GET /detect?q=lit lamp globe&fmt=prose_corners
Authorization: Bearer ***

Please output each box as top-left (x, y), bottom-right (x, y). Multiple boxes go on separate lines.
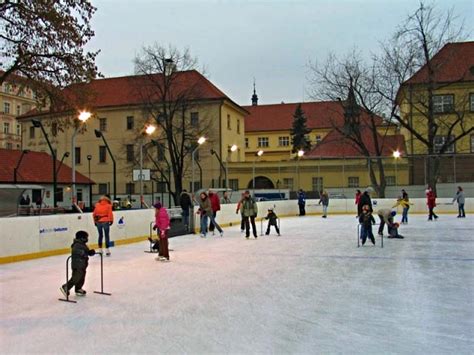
top-left (78, 111), bottom-right (91, 122)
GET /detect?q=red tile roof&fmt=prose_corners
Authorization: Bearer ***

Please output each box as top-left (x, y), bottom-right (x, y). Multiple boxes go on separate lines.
top-left (306, 129), bottom-right (406, 158)
top-left (0, 149), bottom-right (93, 184)
top-left (403, 42), bottom-right (474, 85)
top-left (19, 70), bottom-right (236, 118)
top-left (243, 101), bottom-right (386, 132)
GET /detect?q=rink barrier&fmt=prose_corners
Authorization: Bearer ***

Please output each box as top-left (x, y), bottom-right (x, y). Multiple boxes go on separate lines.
top-left (1, 198), bottom-right (472, 264)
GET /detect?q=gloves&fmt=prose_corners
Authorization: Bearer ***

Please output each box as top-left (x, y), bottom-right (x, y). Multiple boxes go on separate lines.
top-left (152, 225), bottom-right (157, 231)
top-left (88, 249), bottom-right (96, 256)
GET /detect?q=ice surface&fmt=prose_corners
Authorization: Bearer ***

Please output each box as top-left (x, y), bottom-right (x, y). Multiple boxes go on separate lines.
top-left (1, 214), bottom-right (473, 354)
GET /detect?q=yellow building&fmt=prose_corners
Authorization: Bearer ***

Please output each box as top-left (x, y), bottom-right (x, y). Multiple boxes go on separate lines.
top-left (19, 70), bottom-right (247, 207)
top-left (397, 41), bottom-right (474, 184)
top-left (0, 71), bottom-right (38, 150)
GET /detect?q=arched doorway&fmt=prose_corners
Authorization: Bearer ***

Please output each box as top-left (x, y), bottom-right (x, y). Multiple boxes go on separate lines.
top-left (247, 176), bottom-right (275, 189)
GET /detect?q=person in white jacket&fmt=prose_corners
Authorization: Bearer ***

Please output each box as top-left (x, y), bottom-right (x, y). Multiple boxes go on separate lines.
top-left (453, 186), bottom-right (466, 218)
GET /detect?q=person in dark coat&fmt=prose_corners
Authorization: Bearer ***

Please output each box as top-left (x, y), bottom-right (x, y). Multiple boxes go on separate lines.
top-left (357, 187), bottom-right (373, 217)
top-left (318, 190), bottom-right (329, 218)
top-left (359, 204), bottom-right (376, 245)
top-left (265, 208), bottom-right (280, 236)
top-left (297, 189), bottom-right (306, 216)
top-left (179, 190), bottom-right (192, 230)
top-left (60, 231), bottom-right (96, 297)
top-left (426, 186), bottom-right (438, 221)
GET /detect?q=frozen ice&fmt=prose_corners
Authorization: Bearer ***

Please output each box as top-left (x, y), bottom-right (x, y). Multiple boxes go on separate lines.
top-left (1, 214), bottom-right (473, 354)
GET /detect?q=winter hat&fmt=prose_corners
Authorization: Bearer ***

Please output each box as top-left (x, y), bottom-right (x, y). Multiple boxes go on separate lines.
top-left (365, 187), bottom-right (374, 193)
top-left (268, 208), bottom-right (274, 212)
top-left (76, 230), bottom-right (89, 242)
top-left (153, 202), bottom-right (162, 209)
top-left (390, 211), bottom-right (396, 217)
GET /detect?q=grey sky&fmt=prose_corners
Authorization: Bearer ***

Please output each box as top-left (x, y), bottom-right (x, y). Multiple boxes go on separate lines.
top-left (88, 0), bottom-right (473, 106)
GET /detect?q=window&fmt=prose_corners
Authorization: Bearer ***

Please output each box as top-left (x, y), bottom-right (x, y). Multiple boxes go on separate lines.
top-left (237, 119), bottom-right (240, 134)
top-left (99, 118), bottom-right (107, 132)
top-left (126, 116), bottom-right (134, 130)
top-left (157, 181), bottom-right (167, 193)
top-left (29, 126), bottom-right (35, 139)
top-left (51, 122), bottom-right (58, 136)
top-left (315, 135), bottom-right (322, 144)
top-left (4, 102), bottom-right (10, 114)
top-left (312, 177), bottom-right (323, 192)
top-left (227, 114), bottom-right (231, 130)
top-left (434, 135), bottom-right (455, 153)
top-left (348, 176), bottom-right (359, 188)
top-left (16, 124), bottom-right (21, 136)
top-left (245, 138), bottom-right (249, 148)
top-left (258, 137), bottom-right (269, 147)
top-left (126, 183), bottom-right (135, 195)
top-left (3, 122), bottom-right (10, 134)
top-left (6, 142), bottom-right (12, 149)
top-left (432, 94), bottom-right (454, 113)
top-left (190, 112), bottom-right (199, 127)
top-left (77, 189), bottom-right (83, 202)
top-left (471, 135), bottom-right (474, 153)
top-left (16, 105), bottom-right (21, 115)
top-left (75, 147), bottom-right (81, 164)
top-left (126, 144), bottom-right (134, 162)
top-left (98, 183), bottom-right (108, 195)
top-left (99, 146), bottom-right (107, 163)
top-left (386, 176), bottom-right (396, 186)
top-left (470, 93), bottom-right (474, 112)
top-left (278, 136), bottom-right (289, 147)
top-left (55, 188), bottom-right (64, 202)
top-left (229, 179), bottom-right (239, 191)
top-left (283, 178), bottom-right (294, 191)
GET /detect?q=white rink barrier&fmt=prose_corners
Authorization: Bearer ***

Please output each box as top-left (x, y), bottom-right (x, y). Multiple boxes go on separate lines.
top-left (1, 198), bottom-right (472, 263)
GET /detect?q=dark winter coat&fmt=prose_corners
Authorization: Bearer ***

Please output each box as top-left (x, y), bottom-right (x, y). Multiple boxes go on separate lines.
top-left (297, 191), bottom-right (306, 205)
top-left (71, 239), bottom-right (95, 270)
top-left (265, 211), bottom-right (278, 225)
top-left (318, 193), bottom-right (329, 206)
top-left (241, 197), bottom-right (258, 217)
top-left (359, 212), bottom-right (375, 228)
top-left (357, 192), bottom-right (372, 216)
top-left (179, 192), bottom-right (192, 210)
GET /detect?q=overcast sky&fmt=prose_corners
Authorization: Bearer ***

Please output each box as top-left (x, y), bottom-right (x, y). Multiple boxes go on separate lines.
top-left (88, 0), bottom-right (473, 106)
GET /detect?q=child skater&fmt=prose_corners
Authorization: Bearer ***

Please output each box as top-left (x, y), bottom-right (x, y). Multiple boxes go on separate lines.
top-left (359, 205), bottom-right (375, 245)
top-left (153, 202), bottom-right (171, 261)
top-left (265, 208), bottom-right (280, 236)
top-left (60, 230), bottom-right (96, 297)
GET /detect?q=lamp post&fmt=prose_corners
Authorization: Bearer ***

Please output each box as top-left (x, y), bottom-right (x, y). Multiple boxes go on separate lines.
top-left (252, 150), bottom-right (264, 195)
top-left (13, 149), bottom-right (30, 183)
top-left (72, 111), bottom-right (91, 206)
top-left (210, 148), bottom-right (227, 187)
top-left (32, 119), bottom-right (57, 207)
top-left (393, 150), bottom-right (401, 189)
top-left (225, 144), bottom-right (238, 190)
top-left (140, 124), bottom-right (157, 208)
top-left (297, 150), bottom-right (304, 190)
top-left (87, 154), bottom-right (92, 209)
top-left (191, 136), bottom-right (206, 197)
top-left (56, 151), bottom-right (70, 176)
top-left (94, 129), bottom-right (117, 200)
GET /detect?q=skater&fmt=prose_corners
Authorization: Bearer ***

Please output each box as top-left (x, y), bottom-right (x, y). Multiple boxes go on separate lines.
top-left (179, 190), bottom-right (192, 231)
top-left (359, 205), bottom-right (375, 245)
top-left (198, 192), bottom-right (223, 237)
top-left (297, 189), bottom-right (306, 216)
top-left (221, 191), bottom-right (232, 204)
top-left (426, 186), bottom-right (438, 221)
top-left (355, 189), bottom-right (362, 216)
top-left (453, 186), bottom-right (466, 218)
top-left (377, 208), bottom-right (403, 238)
top-left (242, 190), bottom-right (258, 239)
top-left (208, 189), bottom-right (221, 235)
top-left (318, 190), bottom-right (329, 218)
top-left (236, 192), bottom-right (246, 233)
top-left (60, 230), bottom-right (96, 297)
top-left (153, 202), bottom-right (171, 261)
top-left (393, 191), bottom-right (410, 224)
top-left (357, 187), bottom-right (373, 217)
top-left (93, 194), bottom-right (114, 256)
top-left (265, 208), bottom-right (280, 236)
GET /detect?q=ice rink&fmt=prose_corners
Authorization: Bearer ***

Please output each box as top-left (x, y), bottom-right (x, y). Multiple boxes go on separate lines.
top-left (1, 214), bottom-right (473, 354)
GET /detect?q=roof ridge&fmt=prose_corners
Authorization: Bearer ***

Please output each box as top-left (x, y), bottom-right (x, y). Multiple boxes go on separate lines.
top-left (242, 100), bottom-right (338, 108)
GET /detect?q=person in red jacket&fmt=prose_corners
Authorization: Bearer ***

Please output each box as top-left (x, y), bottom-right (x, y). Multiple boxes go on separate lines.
top-left (92, 195), bottom-right (114, 256)
top-left (426, 186), bottom-right (438, 221)
top-left (208, 189), bottom-right (221, 235)
top-left (153, 202), bottom-right (171, 261)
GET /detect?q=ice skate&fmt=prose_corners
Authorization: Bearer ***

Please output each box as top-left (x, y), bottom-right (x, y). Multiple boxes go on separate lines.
top-left (200, 233), bottom-right (206, 238)
top-left (97, 248), bottom-right (103, 254)
top-left (105, 248), bottom-right (111, 256)
top-left (60, 285), bottom-right (69, 297)
top-left (219, 231), bottom-right (224, 237)
top-left (75, 289), bottom-right (86, 296)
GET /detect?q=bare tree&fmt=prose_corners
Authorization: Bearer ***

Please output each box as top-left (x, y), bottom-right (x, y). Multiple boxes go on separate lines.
top-left (309, 51), bottom-right (394, 197)
top-left (131, 44), bottom-right (212, 204)
top-left (1, 0), bottom-right (99, 102)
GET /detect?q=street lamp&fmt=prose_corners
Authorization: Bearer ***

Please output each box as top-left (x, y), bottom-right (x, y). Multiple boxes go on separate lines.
top-left (225, 144), bottom-right (238, 189)
top-left (56, 151), bottom-right (70, 175)
top-left (32, 119), bottom-right (58, 207)
top-left (252, 150), bottom-right (264, 194)
top-left (297, 150), bottom-right (304, 190)
top-left (192, 136), bottom-right (206, 196)
top-left (72, 111), bottom-right (91, 206)
top-left (94, 129), bottom-right (117, 200)
top-left (87, 154), bottom-right (92, 209)
top-left (140, 124), bottom-right (157, 208)
top-left (13, 149), bottom-right (30, 183)
top-left (393, 150), bottom-right (401, 188)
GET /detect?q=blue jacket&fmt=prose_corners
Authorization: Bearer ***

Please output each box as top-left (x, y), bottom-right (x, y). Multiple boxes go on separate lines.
top-left (297, 192), bottom-right (306, 205)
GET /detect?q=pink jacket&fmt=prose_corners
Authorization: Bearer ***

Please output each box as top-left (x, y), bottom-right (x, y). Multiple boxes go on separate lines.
top-left (154, 208), bottom-right (171, 231)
